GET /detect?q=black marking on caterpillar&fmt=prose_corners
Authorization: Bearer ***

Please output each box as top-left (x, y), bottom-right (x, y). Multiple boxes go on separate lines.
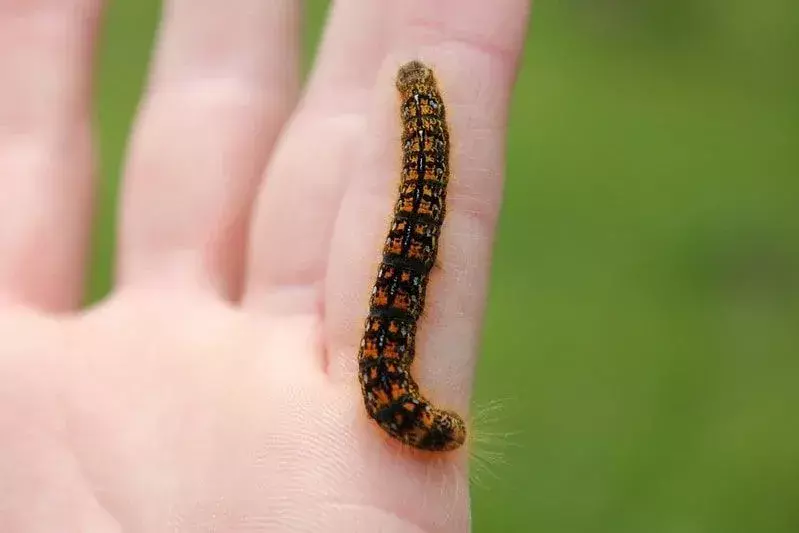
top-left (358, 60), bottom-right (466, 452)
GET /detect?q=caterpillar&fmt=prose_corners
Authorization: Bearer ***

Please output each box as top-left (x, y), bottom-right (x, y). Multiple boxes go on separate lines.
top-left (358, 60), bottom-right (466, 452)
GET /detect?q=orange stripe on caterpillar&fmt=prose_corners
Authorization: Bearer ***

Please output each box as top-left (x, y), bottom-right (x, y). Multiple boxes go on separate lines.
top-left (357, 60), bottom-right (466, 452)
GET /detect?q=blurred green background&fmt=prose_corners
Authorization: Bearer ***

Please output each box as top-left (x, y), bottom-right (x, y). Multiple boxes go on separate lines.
top-left (89, 2), bottom-right (799, 531)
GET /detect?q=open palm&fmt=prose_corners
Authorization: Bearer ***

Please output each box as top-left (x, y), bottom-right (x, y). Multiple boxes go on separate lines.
top-left (0, 1), bottom-right (530, 531)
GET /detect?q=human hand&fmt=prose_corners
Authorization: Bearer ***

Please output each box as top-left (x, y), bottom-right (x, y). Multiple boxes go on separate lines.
top-left (0, 1), bottom-right (530, 531)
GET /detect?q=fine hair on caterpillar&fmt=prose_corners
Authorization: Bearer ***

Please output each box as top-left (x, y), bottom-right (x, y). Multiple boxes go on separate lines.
top-left (357, 60), bottom-right (467, 452)
top-left (367, 396), bottom-right (518, 489)
top-left (466, 397), bottom-right (520, 488)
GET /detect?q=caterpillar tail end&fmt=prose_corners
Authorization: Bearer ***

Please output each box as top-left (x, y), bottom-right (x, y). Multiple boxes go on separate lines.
top-left (417, 408), bottom-right (467, 452)
top-left (369, 397), bottom-right (468, 453)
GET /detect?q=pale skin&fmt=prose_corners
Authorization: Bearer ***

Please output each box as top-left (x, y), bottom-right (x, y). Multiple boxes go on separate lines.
top-left (0, 1), bottom-right (530, 531)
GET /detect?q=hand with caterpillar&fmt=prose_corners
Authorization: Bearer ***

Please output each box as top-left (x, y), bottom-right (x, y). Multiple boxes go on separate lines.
top-left (0, 1), bottom-right (530, 531)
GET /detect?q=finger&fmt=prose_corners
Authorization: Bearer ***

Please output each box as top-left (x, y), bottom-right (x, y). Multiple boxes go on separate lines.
top-left (0, 1), bottom-right (103, 311)
top-left (242, 0), bottom-right (388, 314)
top-left (118, 0), bottom-right (301, 300)
top-left (325, 0), bottom-right (532, 420)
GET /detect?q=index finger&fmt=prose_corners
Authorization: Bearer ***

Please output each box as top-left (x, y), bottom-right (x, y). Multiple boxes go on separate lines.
top-left (325, 0), bottom-right (531, 432)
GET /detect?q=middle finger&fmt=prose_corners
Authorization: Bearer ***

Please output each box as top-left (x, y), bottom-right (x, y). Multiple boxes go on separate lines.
top-left (117, 0), bottom-right (301, 300)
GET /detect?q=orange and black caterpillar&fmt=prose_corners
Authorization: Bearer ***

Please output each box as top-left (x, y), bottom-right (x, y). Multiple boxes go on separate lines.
top-left (358, 61), bottom-right (466, 452)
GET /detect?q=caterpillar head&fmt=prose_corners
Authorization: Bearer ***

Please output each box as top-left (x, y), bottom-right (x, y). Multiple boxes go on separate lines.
top-left (396, 60), bottom-right (436, 96)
